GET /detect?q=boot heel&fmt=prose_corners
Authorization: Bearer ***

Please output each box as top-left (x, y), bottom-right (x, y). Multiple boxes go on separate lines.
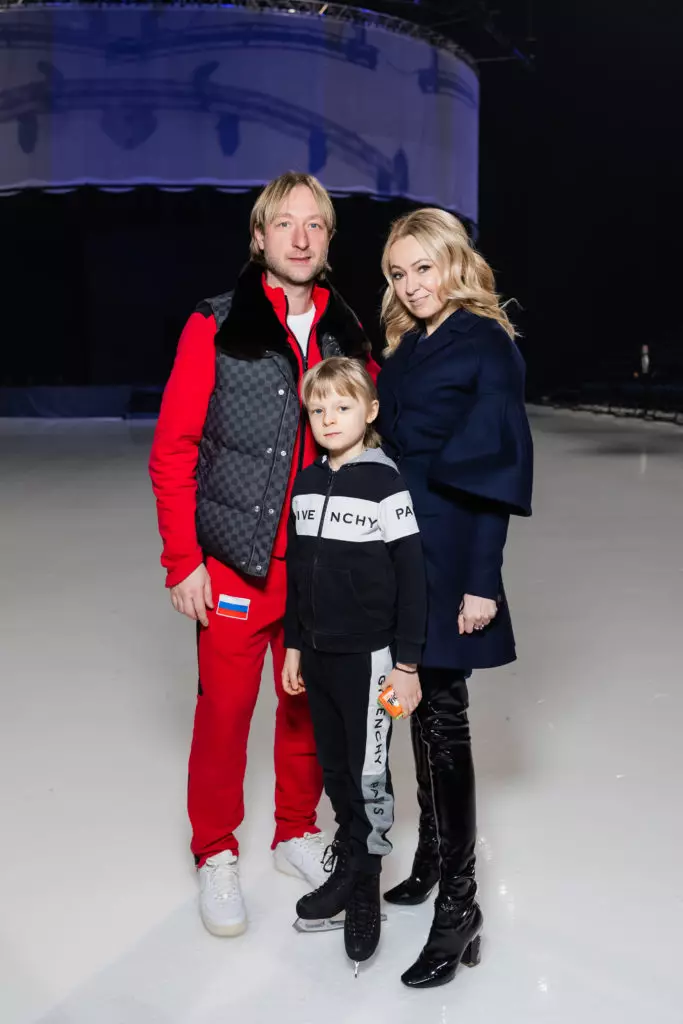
top-left (460, 934), bottom-right (481, 968)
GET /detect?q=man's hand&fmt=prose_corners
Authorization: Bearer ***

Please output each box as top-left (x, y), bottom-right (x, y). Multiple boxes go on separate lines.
top-left (282, 649), bottom-right (305, 696)
top-left (458, 594), bottom-right (498, 635)
top-left (170, 564), bottom-right (214, 627)
top-left (386, 664), bottom-right (422, 717)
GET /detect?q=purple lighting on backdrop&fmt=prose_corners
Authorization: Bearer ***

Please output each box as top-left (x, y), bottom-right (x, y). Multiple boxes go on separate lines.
top-left (0, 2), bottom-right (479, 220)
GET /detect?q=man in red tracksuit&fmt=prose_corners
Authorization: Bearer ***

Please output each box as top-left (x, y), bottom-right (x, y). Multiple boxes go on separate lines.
top-left (149, 172), bottom-right (379, 937)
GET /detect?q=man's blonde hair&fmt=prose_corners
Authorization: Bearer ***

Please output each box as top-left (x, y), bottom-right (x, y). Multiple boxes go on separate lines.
top-left (249, 172), bottom-right (336, 262)
top-left (301, 357), bottom-right (381, 449)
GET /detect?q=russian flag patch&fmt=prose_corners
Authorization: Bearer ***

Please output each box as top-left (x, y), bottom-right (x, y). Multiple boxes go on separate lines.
top-left (216, 594), bottom-right (251, 620)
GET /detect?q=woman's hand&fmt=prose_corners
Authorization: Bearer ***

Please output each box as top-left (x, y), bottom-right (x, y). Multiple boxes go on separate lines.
top-left (282, 648), bottom-right (305, 696)
top-left (458, 594), bottom-right (498, 635)
top-left (386, 664), bottom-right (422, 717)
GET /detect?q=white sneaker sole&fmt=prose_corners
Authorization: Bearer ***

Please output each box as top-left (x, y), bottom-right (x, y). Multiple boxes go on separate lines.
top-left (200, 911), bottom-right (248, 938)
top-left (273, 847), bottom-right (325, 888)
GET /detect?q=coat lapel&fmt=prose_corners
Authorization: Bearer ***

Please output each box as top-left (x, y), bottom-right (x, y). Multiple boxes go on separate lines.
top-left (406, 308), bottom-right (476, 372)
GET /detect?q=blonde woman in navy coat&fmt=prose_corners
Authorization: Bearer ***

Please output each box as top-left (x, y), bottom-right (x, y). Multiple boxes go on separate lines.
top-left (376, 208), bottom-right (533, 989)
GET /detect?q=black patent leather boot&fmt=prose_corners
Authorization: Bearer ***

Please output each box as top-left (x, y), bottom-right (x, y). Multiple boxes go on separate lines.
top-left (383, 716), bottom-right (439, 905)
top-left (401, 881), bottom-right (483, 988)
top-left (400, 671), bottom-right (483, 989)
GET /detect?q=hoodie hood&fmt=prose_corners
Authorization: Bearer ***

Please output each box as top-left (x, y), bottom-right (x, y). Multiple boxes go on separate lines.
top-left (320, 448), bottom-right (398, 472)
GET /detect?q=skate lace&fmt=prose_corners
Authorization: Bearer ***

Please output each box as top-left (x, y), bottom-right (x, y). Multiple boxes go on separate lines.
top-left (347, 878), bottom-right (378, 936)
top-left (322, 841), bottom-right (342, 874)
top-left (207, 860), bottom-right (240, 902)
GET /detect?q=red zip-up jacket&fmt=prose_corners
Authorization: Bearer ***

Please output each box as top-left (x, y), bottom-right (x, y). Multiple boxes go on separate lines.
top-left (149, 275), bottom-right (380, 588)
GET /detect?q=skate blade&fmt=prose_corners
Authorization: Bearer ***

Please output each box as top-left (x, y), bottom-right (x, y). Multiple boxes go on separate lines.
top-left (350, 933), bottom-right (386, 980)
top-left (293, 912), bottom-right (388, 935)
top-left (293, 912), bottom-right (345, 933)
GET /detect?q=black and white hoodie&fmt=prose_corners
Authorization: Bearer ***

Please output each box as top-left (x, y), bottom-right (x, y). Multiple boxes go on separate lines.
top-left (284, 448), bottom-right (427, 663)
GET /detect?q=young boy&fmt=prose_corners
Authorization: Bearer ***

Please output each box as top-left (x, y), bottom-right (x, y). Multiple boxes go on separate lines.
top-left (282, 356), bottom-right (427, 970)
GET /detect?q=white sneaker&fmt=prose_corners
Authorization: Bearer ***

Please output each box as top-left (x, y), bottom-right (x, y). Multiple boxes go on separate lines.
top-left (198, 850), bottom-right (247, 937)
top-left (274, 832), bottom-right (328, 889)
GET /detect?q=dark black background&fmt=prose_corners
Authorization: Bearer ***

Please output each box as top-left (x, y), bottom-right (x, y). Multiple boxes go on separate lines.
top-left (479, 0), bottom-right (683, 393)
top-left (1, 0), bottom-right (680, 392)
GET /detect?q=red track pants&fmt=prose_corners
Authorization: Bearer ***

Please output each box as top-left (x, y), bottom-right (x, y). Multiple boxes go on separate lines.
top-left (188, 556), bottom-right (323, 866)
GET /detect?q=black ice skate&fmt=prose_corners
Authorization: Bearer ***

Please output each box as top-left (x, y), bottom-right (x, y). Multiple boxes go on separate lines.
top-left (293, 840), bottom-right (353, 933)
top-left (344, 872), bottom-right (382, 976)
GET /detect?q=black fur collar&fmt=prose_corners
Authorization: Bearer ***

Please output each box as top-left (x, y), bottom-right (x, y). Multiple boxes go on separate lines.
top-left (215, 261), bottom-right (371, 370)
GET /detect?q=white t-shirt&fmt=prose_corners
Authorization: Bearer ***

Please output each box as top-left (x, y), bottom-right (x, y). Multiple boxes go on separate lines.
top-left (287, 307), bottom-right (315, 359)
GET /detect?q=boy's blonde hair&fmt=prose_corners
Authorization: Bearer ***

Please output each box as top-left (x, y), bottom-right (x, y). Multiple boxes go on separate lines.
top-left (301, 357), bottom-right (381, 449)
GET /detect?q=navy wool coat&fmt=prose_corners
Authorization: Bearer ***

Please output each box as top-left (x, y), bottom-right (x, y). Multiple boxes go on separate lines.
top-left (376, 308), bottom-right (533, 671)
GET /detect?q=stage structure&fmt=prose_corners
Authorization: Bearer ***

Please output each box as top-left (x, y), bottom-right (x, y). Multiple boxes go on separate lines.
top-left (0, 0), bottom-right (479, 222)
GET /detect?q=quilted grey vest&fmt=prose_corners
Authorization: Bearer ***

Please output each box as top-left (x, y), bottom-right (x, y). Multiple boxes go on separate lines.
top-left (194, 267), bottom-right (372, 578)
top-left (194, 294), bottom-right (300, 577)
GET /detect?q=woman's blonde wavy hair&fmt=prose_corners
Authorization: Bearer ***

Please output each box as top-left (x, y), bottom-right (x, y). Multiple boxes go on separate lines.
top-left (381, 208), bottom-right (516, 354)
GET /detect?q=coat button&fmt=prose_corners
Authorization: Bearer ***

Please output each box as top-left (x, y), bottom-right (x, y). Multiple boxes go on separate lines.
top-left (256, 565), bottom-right (262, 572)
top-left (280, 450), bottom-right (287, 457)
top-left (278, 388), bottom-right (285, 396)
top-left (240, 560), bottom-right (246, 566)
top-left (254, 505), bottom-right (260, 512)
top-left (268, 508), bottom-right (275, 514)
top-left (266, 447), bottom-right (273, 455)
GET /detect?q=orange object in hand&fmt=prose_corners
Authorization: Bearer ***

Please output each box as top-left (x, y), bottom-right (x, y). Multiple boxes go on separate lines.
top-left (378, 685), bottom-right (405, 720)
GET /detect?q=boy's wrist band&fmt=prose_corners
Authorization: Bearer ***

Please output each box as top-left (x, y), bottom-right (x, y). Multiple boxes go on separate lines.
top-left (396, 666), bottom-right (418, 675)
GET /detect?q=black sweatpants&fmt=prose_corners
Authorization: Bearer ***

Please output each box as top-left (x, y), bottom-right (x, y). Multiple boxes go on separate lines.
top-left (301, 645), bottom-right (395, 874)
